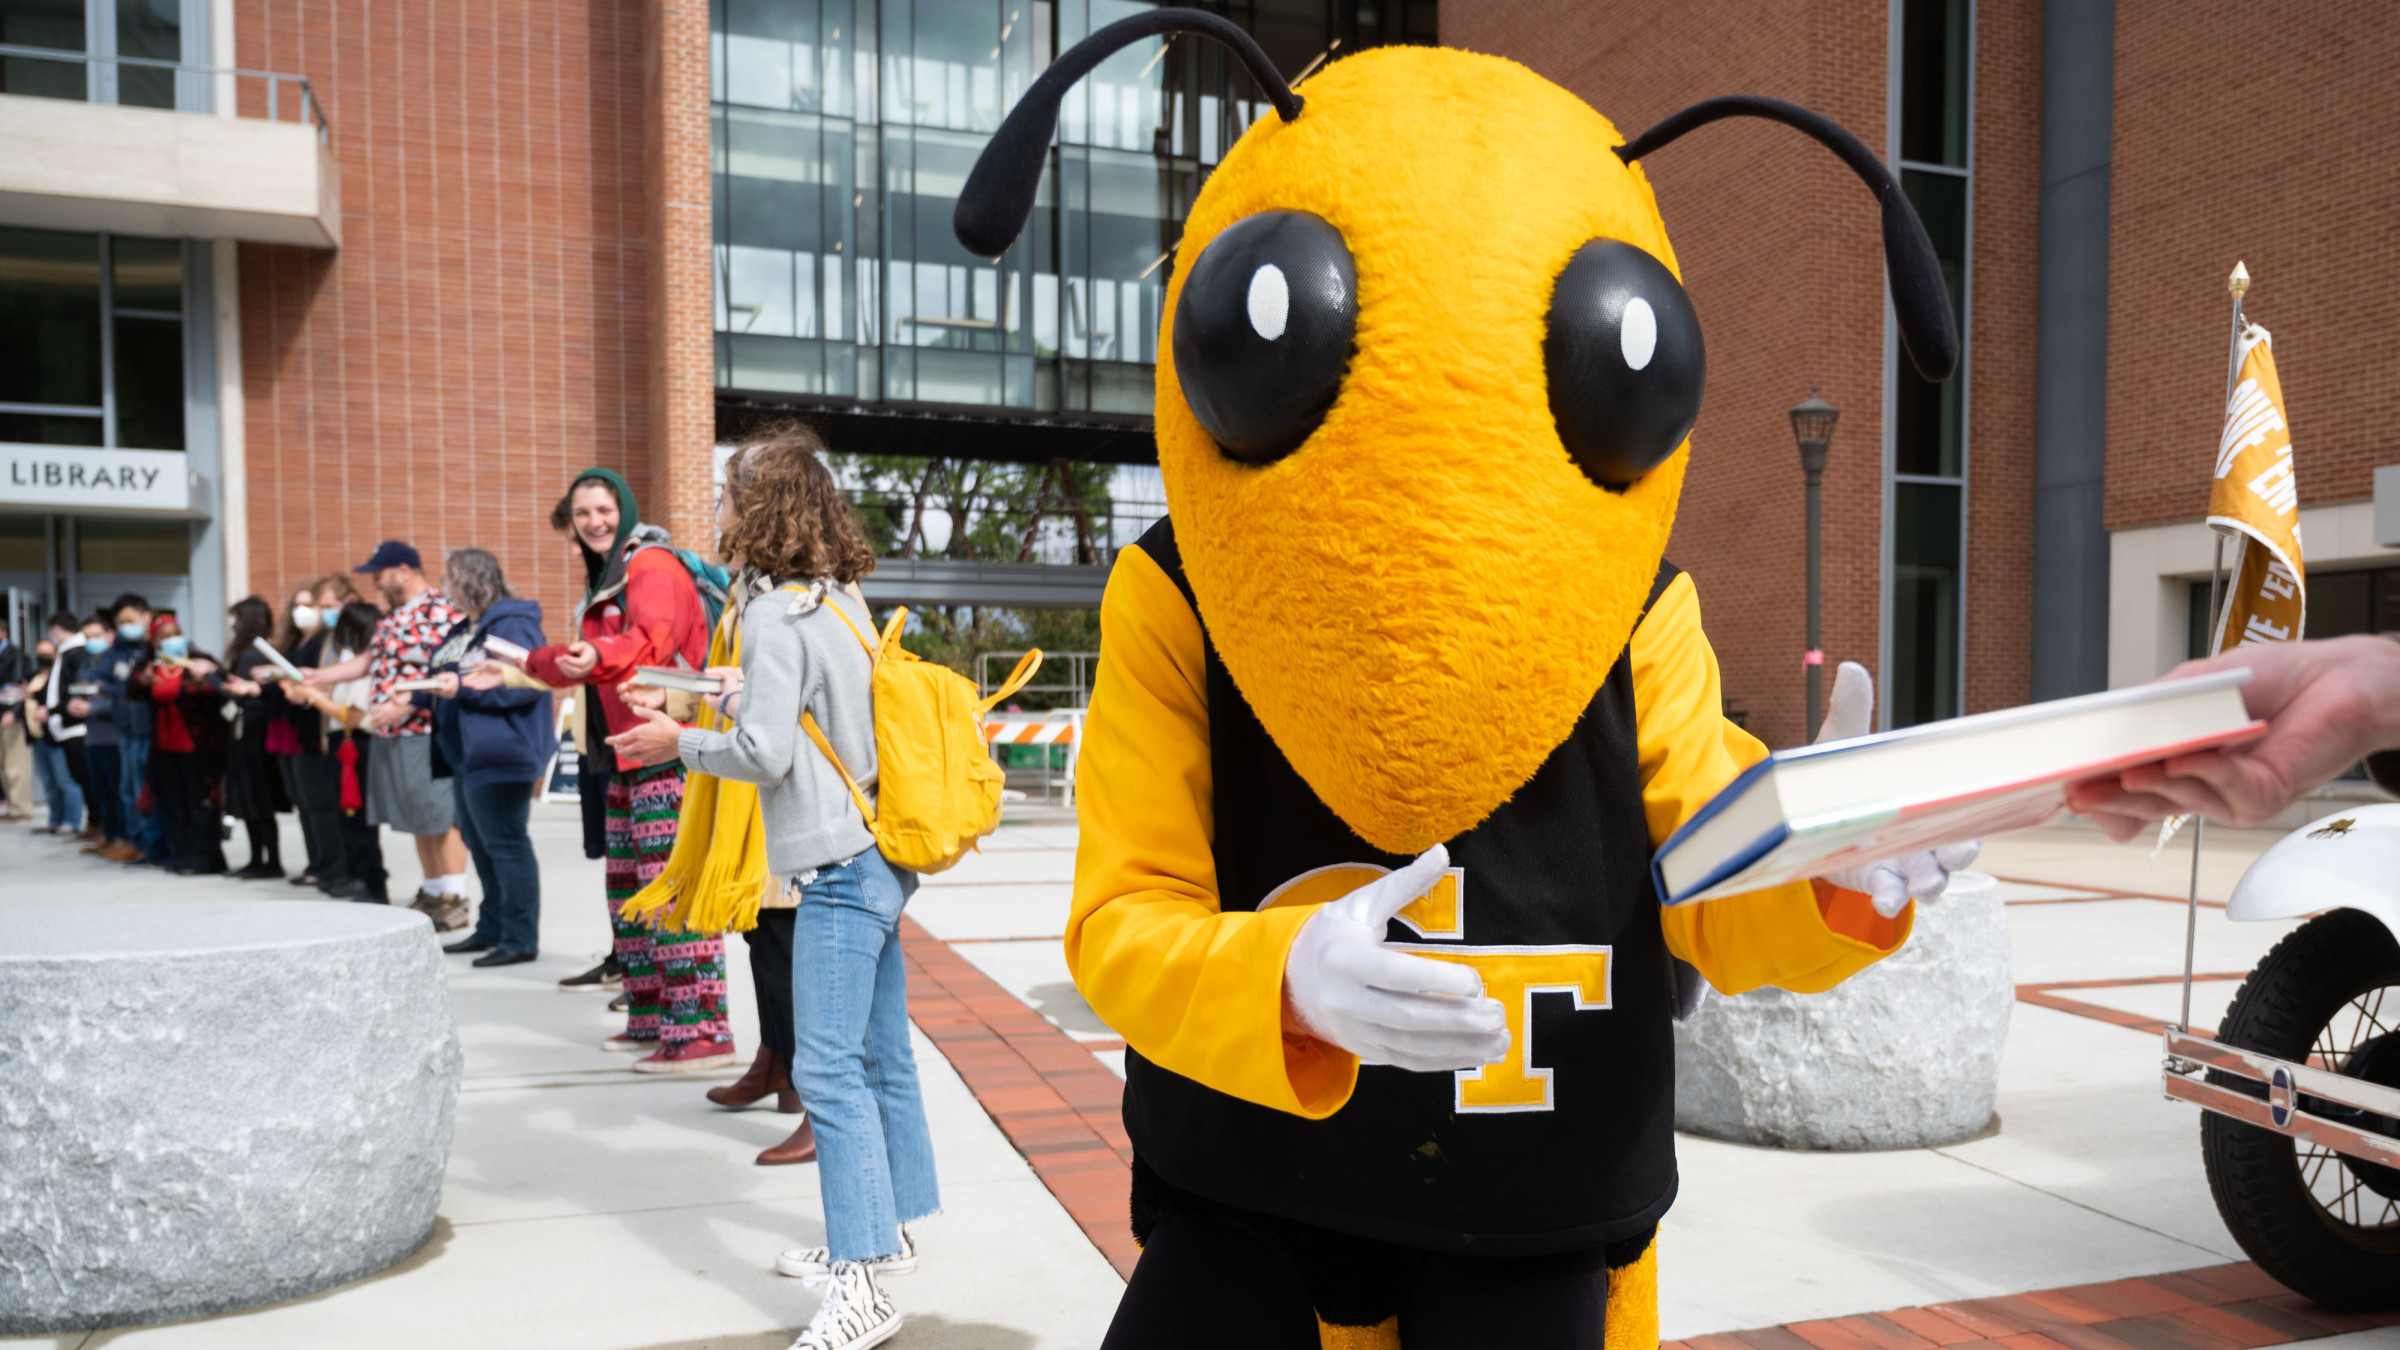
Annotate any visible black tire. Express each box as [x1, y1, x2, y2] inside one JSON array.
[[2201, 907, 2400, 1310]]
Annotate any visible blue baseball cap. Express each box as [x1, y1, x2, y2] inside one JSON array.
[[353, 540, 422, 574]]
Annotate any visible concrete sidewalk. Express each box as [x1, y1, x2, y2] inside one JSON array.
[[5, 808, 2393, 1349], [0, 806, 1123, 1350]]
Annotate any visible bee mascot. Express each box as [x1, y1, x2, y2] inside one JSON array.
[[955, 13, 1976, 1349]]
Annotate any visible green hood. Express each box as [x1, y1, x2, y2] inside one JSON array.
[[568, 466, 643, 602]]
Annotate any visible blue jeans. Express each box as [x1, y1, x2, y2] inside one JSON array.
[[455, 778, 540, 954], [33, 737, 82, 829], [792, 849, 940, 1261], [121, 736, 168, 861], [85, 738, 123, 840]]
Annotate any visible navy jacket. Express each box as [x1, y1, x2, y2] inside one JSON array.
[[87, 636, 154, 746], [413, 599, 554, 787]]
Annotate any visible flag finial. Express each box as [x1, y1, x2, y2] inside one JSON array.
[[2229, 260, 2251, 298]]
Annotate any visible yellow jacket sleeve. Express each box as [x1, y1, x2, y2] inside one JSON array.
[[1633, 572, 1911, 994], [1066, 547, 1359, 1120]]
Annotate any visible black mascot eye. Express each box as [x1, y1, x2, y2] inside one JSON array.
[[1171, 210, 1357, 464], [1543, 239, 1706, 489]]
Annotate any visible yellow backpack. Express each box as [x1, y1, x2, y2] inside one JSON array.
[[799, 602, 1042, 874]]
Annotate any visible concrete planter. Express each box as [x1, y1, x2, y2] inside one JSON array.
[[0, 900, 461, 1333], [1672, 870, 2011, 1151]]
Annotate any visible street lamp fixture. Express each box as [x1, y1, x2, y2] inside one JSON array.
[[1790, 387, 1840, 740]]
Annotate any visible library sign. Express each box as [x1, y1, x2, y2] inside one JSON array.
[[1, 445, 191, 512]]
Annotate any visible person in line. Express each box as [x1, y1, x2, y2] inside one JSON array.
[[608, 428, 933, 1350], [71, 595, 162, 864], [2067, 634, 2400, 835], [292, 600, 392, 902], [26, 614, 88, 836], [140, 613, 230, 876], [306, 542, 470, 927], [416, 547, 552, 967], [275, 576, 360, 889], [525, 470, 722, 1059], [0, 623, 33, 823], [62, 618, 114, 846], [217, 596, 291, 879]]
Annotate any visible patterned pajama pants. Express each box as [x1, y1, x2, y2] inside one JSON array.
[[603, 762, 730, 1045]]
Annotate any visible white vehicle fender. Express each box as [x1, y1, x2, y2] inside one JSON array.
[[2225, 804, 2400, 944]]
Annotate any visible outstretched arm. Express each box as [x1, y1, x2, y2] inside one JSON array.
[[1634, 573, 1913, 993]]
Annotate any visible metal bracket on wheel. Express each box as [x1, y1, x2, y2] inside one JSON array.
[[2163, 1027, 2400, 1165]]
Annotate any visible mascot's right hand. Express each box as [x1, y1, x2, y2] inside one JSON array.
[[1281, 844, 1513, 1072]]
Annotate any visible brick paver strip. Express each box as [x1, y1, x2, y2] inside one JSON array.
[[1706, 1266, 2396, 1350], [2013, 973, 2246, 1038], [895, 914, 2400, 1343], [897, 914, 1140, 1280]]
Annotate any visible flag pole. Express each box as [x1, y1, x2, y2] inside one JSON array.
[[2179, 260, 2251, 1038]]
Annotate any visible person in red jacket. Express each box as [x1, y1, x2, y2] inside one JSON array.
[[141, 614, 230, 876], [525, 467, 731, 1072]]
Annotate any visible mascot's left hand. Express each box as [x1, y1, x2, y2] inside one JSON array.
[[1816, 660, 1982, 918]]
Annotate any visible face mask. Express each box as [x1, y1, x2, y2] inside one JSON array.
[[158, 636, 190, 659], [118, 622, 145, 642], [292, 604, 321, 632], [85, 635, 109, 655], [35, 647, 54, 664]]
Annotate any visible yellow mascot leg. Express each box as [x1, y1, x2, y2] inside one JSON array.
[[1309, 1235, 1657, 1349], [1603, 1233, 1660, 1350], [1318, 1315, 1401, 1349]]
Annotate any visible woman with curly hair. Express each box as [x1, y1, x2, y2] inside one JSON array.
[[608, 422, 934, 1350]]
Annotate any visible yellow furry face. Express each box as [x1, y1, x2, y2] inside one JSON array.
[[1158, 46, 1689, 855]]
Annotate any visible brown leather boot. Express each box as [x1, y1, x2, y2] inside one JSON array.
[[706, 1047, 788, 1110], [756, 1114, 816, 1165]]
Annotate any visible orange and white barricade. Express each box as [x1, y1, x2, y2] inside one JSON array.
[[982, 713, 1083, 807]]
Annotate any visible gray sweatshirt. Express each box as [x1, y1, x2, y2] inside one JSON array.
[[677, 583, 878, 877]]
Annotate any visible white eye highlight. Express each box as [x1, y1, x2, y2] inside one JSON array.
[[1620, 296, 1658, 371], [1246, 263, 1290, 341]]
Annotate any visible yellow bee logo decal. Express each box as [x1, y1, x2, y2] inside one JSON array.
[[2308, 818, 2356, 839]]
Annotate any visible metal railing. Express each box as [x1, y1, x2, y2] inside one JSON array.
[[846, 488, 1164, 569], [0, 44, 329, 140], [977, 650, 1097, 711]]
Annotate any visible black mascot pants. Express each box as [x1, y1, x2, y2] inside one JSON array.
[[1101, 1217, 1612, 1350]]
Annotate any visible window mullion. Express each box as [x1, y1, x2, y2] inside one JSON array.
[[98, 233, 117, 448]]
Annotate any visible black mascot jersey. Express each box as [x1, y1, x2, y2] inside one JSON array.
[[1121, 519, 1685, 1256]]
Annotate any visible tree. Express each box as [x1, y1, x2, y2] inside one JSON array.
[[832, 452, 1115, 700]]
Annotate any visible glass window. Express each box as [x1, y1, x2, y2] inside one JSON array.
[[0, 227, 104, 413], [0, 0, 87, 100], [77, 516, 188, 574], [1899, 0, 1968, 168], [0, 228, 184, 451], [1892, 481, 1962, 726], [0, 514, 46, 572], [113, 0, 178, 109], [1895, 170, 1965, 478]]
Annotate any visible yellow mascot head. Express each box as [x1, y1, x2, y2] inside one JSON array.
[[956, 11, 1955, 855]]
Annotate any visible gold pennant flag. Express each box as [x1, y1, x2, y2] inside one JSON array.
[[2207, 323, 2305, 652]]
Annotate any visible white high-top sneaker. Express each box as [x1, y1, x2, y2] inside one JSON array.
[[777, 1223, 916, 1281], [787, 1261, 901, 1350]]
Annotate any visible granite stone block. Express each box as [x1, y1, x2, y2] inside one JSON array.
[[0, 900, 461, 1332]]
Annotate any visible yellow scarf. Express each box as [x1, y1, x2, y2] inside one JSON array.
[[618, 607, 769, 934]]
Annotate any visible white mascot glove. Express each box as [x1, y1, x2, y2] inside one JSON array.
[[1816, 661, 1982, 919], [1282, 844, 1513, 1072]]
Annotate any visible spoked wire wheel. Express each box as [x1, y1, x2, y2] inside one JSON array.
[[2203, 907, 2400, 1310]]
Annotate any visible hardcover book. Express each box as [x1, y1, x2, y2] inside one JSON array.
[[1654, 669, 2265, 906]]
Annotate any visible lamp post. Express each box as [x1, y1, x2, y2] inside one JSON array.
[[1790, 388, 1840, 740]]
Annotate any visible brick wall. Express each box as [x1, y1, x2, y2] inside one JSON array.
[[646, 0, 719, 551], [234, 0, 715, 636], [2106, 3, 2400, 531], [1963, 0, 2041, 721]]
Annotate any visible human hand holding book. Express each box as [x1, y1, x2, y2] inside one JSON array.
[[1653, 663, 2265, 908]]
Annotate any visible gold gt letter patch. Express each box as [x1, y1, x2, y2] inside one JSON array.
[[1386, 944, 1612, 1112]]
